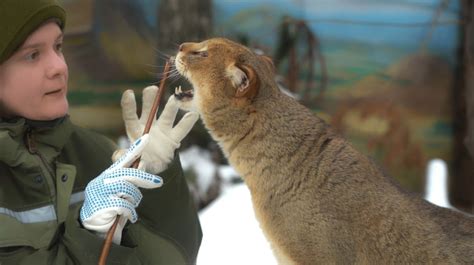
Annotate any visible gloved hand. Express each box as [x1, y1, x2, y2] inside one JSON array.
[[115, 85, 199, 174], [80, 134, 163, 244]]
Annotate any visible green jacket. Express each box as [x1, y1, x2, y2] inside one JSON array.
[[0, 116, 202, 264]]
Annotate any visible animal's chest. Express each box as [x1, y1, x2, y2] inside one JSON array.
[[249, 188, 357, 263], [249, 187, 324, 242]]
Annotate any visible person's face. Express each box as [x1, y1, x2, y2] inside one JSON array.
[[0, 21, 68, 120]]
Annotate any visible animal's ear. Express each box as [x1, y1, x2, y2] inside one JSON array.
[[228, 63, 260, 100], [260, 55, 276, 73]]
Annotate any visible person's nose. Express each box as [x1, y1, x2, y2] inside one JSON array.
[[46, 51, 68, 80]]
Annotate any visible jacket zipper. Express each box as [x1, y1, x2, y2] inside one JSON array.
[[24, 127, 64, 228], [25, 128, 57, 194]]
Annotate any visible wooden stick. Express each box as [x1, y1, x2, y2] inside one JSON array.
[[98, 60, 171, 265]]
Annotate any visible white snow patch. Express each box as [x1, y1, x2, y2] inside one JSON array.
[[180, 146, 217, 193], [197, 184, 278, 265], [424, 158, 452, 208]]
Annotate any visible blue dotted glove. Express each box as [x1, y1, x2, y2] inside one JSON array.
[[80, 134, 163, 244]]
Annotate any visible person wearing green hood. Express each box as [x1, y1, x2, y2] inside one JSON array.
[[0, 0, 202, 264]]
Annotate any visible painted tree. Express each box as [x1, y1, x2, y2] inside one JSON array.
[[453, 0, 474, 213], [157, 0, 212, 53]]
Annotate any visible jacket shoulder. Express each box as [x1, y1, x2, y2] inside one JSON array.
[[69, 125, 117, 154]]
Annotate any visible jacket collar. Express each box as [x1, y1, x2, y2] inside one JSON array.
[[0, 116, 73, 166]]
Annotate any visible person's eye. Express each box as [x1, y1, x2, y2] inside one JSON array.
[[25, 51, 39, 61], [55, 42, 63, 53]]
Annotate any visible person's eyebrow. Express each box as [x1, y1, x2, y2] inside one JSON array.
[[56, 33, 64, 41], [18, 33, 64, 52], [19, 42, 44, 52]]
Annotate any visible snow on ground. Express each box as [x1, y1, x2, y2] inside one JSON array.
[[424, 158, 451, 208], [197, 184, 277, 265], [179, 146, 276, 265], [180, 146, 217, 193]]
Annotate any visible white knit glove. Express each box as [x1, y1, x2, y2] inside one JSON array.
[[116, 85, 199, 174], [80, 135, 163, 244]]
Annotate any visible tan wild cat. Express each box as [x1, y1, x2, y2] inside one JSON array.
[[173, 38, 474, 264]]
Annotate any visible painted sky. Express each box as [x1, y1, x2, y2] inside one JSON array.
[[113, 0, 460, 55], [214, 0, 460, 54]]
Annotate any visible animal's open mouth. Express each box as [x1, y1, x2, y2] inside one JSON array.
[[170, 56, 195, 101], [174, 86, 194, 100]]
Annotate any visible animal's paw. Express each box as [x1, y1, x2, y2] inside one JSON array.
[[173, 86, 195, 112]]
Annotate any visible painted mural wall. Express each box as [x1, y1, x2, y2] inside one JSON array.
[[61, 0, 460, 192]]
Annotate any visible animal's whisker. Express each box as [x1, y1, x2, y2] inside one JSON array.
[[164, 72, 181, 80], [151, 47, 173, 58], [144, 64, 169, 69], [159, 71, 181, 82], [156, 69, 180, 78], [164, 78, 181, 89]]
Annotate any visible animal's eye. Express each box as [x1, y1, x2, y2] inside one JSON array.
[[190, 51, 208, 57]]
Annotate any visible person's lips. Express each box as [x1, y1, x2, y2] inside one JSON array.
[[45, 88, 63, 95]]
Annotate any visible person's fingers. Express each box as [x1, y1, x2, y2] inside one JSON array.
[[121, 89, 138, 122], [107, 135, 149, 170], [141, 86, 159, 121], [156, 95, 179, 130], [106, 167, 163, 189], [169, 111, 199, 143], [104, 179, 143, 206], [137, 160, 147, 172], [80, 199, 137, 230], [111, 149, 127, 163], [121, 90, 142, 139], [113, 199, 138, 223]]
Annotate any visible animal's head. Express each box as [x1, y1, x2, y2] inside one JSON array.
[[174, 38, 278, 113]]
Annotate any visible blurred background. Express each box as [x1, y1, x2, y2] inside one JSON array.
[[59, 0, 473, 262]]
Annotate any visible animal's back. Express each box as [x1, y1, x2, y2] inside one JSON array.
[[236, 93, 474, 264]]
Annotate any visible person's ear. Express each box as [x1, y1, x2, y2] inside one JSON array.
[[227, 63, 260, 100]]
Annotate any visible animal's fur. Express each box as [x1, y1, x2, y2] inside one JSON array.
[[174, 38, 474, 264]]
